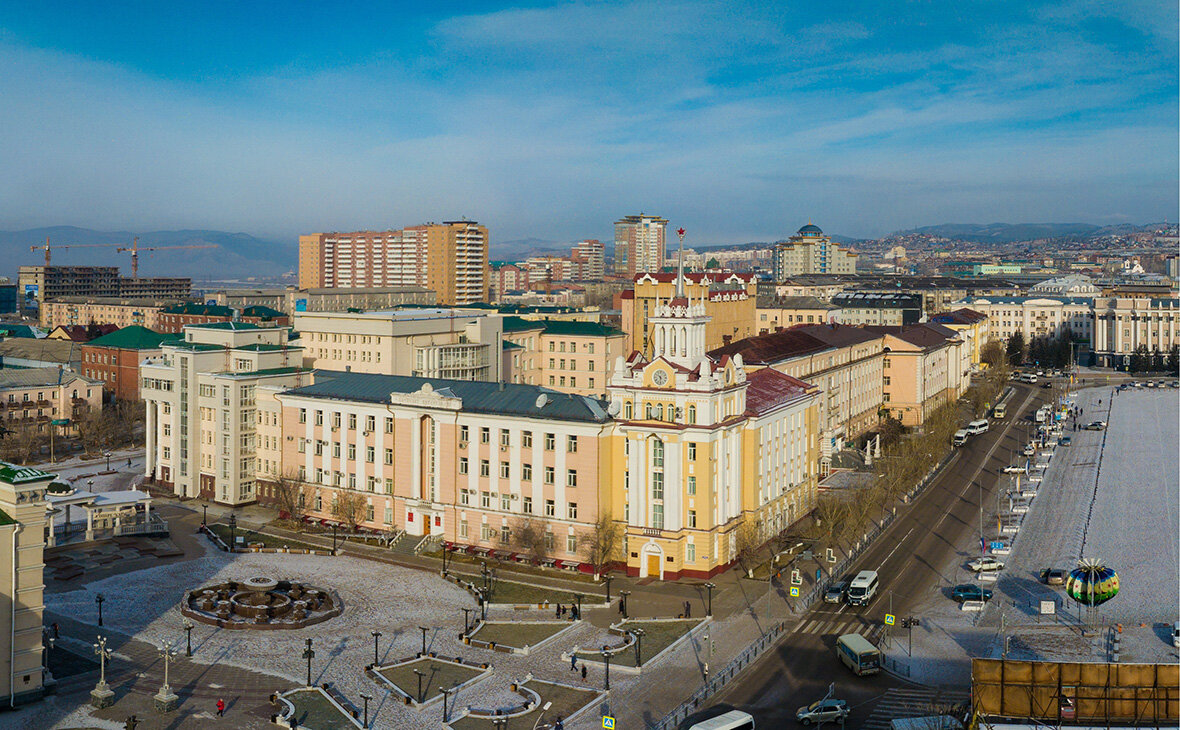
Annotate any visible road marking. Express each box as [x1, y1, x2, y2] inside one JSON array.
[[876, 527, 915, 572]]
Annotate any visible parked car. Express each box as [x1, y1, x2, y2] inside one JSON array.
[[952, 584, 994, 602], [1041, 382, 1053, 389], [1084, 421, 1107, 431], [1059, 436, 1072, 446], [1041, 568, 1067, 585], [1172, 621, 1180, 648], [796, 699, 849, 725], [1023, 444, 1036, 456], [824, 581, 849, 604], [968, 556, 1005, 573], [1003, 464, 1027, 474]]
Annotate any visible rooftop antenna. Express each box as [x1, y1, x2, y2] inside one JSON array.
[[675, 227, 687, 298]]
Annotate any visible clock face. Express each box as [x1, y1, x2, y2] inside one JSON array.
[[652, 369, 669, 386]]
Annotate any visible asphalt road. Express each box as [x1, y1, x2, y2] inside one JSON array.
[[698, 383, 1048, 727]]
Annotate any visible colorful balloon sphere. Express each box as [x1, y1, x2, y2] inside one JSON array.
[[1065, 558, 1119, 606]]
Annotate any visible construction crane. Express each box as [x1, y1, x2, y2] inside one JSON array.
[[116, 237, 219, 278], [29, 236, 120, 266]]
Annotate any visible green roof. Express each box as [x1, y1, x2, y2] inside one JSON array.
[[501, 316, 546, 333], [0, 509, 14, 526], [0, 461, 53, 486], [0, 325, 39, 339], [86, 326, 179, 350], [241, 305, 286, 319], [162, 303, 235, 317], [186, 321, 260, 331], [167, 342, 225, 352], [232, 343, 295, 352], [213, 366, 306, 378], [538, 319, 624, 337]]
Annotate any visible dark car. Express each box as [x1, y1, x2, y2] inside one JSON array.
[[1060, 436, 1072, 446], [824, 581, 849, 604], [1041, 568, 1067, 585], [952, 584, 993, 602], [1041, 382, 1053, 389]]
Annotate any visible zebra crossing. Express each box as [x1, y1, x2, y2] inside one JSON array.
[[792, 611, 885, 642], [862, 687, 971, 730]]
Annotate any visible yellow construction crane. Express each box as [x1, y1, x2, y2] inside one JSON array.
[[29, 236, 120, 266], [116, 237, 219, 278]]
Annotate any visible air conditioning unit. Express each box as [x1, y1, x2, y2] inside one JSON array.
[[500, 445, 508, 451], [459, 441, 468, 448]]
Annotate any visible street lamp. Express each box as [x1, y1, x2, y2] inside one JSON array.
[[228, 513, 237, 552], [619, 590, 631, 619], [441, 685, 458, 723], [331, 523, 338, 553], [531, 700, 553, 730], [201, 503, 208, 527], [302, 638, 315, 687], [603, 574, 613, 602], [631, 627, 645, 666], [441, 543, 451, 574], [92, 635, 113, 705], [95, 593, 105, 627], [601, 645, 611, 690], [154, 642, 179, 712], [183, 620, 194, 657], [370, 630, 382, 666], [412, 668, 425, 703], [359, 692, 372, 728], [703, 582, 716, 617], [418, 626, 431, 655], [461, 608, 474, 634], [105, 450, 112, 471]]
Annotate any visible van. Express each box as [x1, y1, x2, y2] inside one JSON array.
[[846, 570, 879, 606], [687, 710, 756, 730], [836, 633, 881, 675], [1034, 407, 1048, 423], [952, 429, 969, 447], [966, 419, 989, 435], [992, 404, 1007, 419], [1019, 373, 1038, 384]]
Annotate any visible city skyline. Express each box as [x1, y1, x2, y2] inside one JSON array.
[[0, 1, 1176, 244]]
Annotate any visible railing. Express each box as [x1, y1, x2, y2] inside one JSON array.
[[650, 620, 789, 730], [113, 512, 169, 536]]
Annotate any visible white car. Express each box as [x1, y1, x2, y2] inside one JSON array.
[[1003, 464, 1027, 474], [1022, 445, 1036, 456], [968, 557, 1005, 572]]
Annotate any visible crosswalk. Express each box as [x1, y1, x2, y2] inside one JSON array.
[[862, 687, 971, 730], [792, 611, 885, 642]]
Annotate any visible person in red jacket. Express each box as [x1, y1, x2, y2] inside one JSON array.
[[216, 698, 225, 717]]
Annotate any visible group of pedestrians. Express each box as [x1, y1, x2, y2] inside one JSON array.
[[554, 602, 581, 620]]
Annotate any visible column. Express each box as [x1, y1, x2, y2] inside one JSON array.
[[144, 400, 155, 479], [85, 508, 94, 542]]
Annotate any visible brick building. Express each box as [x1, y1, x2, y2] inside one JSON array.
[[81, 326, 179, 401]]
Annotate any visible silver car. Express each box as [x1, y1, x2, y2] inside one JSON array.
[[796, 698, 849, 725]]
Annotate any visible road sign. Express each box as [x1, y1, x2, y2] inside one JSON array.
[[884, 614, 896, 626], [826, 547, 836, 563], [816, 568, 822, 582], [989, 541, 1006, 550], [50, 418, 69, 426], [1039, 600, 1056, 615], [603, 716, 616, 729], [789, 586, 800, 597], [790, 569, 802, 585]]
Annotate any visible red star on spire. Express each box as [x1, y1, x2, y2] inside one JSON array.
[[677, 228, 686, 236]]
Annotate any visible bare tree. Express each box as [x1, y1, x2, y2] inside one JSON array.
[[0, 423, 43, 465], [270, 470, 306, 523], [510, 517, 548, 564], [585, 512, 621, 579], [734, 518, 763, 578], [331, 489, 367, 529], [813, 495, 849, 547]]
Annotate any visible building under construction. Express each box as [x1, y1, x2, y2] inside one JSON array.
[[17, 266, 190, 313]]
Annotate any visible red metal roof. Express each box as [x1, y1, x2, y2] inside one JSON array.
[[745, 368, 816, 415]]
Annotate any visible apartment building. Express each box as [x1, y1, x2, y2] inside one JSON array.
[[867, 324, 967, 427], [571, 240, 605, 279], [929, 308, 991, 369], [293, 308, 505, 382], [38, 297, 182, 330], [116, 277, 192, 299], [207, 287, 436, 313], [501, 318, 626, 397], [1092, 297, 1179, 367], [830, 292, 923, 326], [620, 272, 757, 356], [0, 462, 51, 706], [141, 323, 309, 504], [272, 373, 614, 566], [614, 215, 668, 276], [710, 323, 885, 471], [155, 303, 288, 334], [607, 284, 821, 579], [772, 224, 857, 280], [81, 326, 179, 401], [19, 266, 120, 311], [955, 296, 1093, 344], [756, 296, 842, 334], [0, 368, 103, 428], [299, 221, 488, 305]]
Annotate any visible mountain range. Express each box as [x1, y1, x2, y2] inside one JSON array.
[[892, 222, 1161, 243]]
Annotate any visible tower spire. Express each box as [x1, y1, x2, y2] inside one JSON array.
[[675, 227, 686, 298]]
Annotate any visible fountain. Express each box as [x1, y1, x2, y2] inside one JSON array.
[[181, 578, 342, 630]]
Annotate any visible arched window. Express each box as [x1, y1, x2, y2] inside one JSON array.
[[624, 401, 633, 419], [655, 404, 664, 421], [645, 403, 653, 419], [687, 404, 696, 424]]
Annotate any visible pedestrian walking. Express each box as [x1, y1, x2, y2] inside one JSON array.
[[555, 603, 561, 619], [554, 716, 564, 730], [580, 664, 587, 681], [618, 599, 624, 615], [570, 653, 577, 671], [127, 457, 132, 468], [685, 600, 692, 618], [52, 622, 59, 639], [216, 698, 225, 717]]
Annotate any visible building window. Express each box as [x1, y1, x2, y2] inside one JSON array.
[[384, 479, 393, 494], [687, 442, 696, 460], [522, 431, 533, 448], [500, 461, 510, 478], [567, 470, 577, 487], [314, 411, 323, 426], [480, 460, 490, 477], [544, 433, 555, 450], [332, 413, 341, 428], [687, 475, 696, 495], [523, 496, 533, 513], [567, 435, 578, 452], [385, 417, 394, 433], [347, 444, 356, 460], [480, 427, 490, 444], [652, 438, 664, 468], [460, 425, 469, 443], [567, 502, 578, 519], [459, 458, 469, 475], [567, 534, 578, 553], [500, 430, 510, 447], [500, 494, 511, 511], [545, 499, 555, 517], [366, 446, 375, 463], [544, 531, 555, 550], [544, 466, 555, 484], [460, 489, 470, 505], [652, 471, 664, 501], [480, 491, 492, 508], [687, 404, 696, 424], [688, 509, 697, 528], [348, 413, 357, 430], [384, 448, 393, 465], [652, 503, 664, 529], [501, 525, 511, 543], [624, 402, 632, 418], [299, 408, 307, 423], [883, 376, 891, 386], [365, 415, 376, 432], [459, 520, 468, 538]]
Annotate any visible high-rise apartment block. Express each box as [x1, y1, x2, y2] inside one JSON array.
[[571, 240, 605, 279], [299, 221, 489, 305], [772, 223, 857, 280], [614, 215, 668, 276]]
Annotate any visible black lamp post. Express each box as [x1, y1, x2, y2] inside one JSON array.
[[412, 669, 425, 703], [359, 692, 372, 728], [105, 450, 112, 471], [302, 638, 314, 687], [601, 645, 611, 690], [620, 590, 631, 619], [201, 503, 207, 527], [418, 626, 429, 655], [441, 543, 451, 574], [704, 582, 716, 617], [572, 593, 583, 618], [441, 685, 456, 723], [183, 620, 194, 657], [331, 524, 338, 553], [632, 627, 645, 666], [461, 608, 473, 633], [95, 593, 105, 627], [370, 630, 382, 666], [228, 513, 237, 552], [603, 574, 613, 602]]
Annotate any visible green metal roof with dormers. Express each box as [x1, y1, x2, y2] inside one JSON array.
[[0, 461, 53, 485], [162, 303, 236, 317], [85, 326, 180, 350], [501, 316, 622, 338]]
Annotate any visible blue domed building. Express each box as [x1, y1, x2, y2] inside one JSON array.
[[773, 222, 858, 280]]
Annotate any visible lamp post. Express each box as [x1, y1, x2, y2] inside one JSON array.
[[603, 574, 613, 602], [704, 582, 716, 617], [228, 513, 237, 552], [418, 626, 430, 655], [601, 645, 611, 690], [154, 641, 179, 712], [302, 638, 315, 687], [441, 685, 457, 723], [461, 608, 473, 633], [441, 543, 451, 574], [370, 630, 382, 666], [95, 593, 105, 627], [619, 590, 631, 619], [105, 450, 112, 471], [631, 627, 645, 666], [359, 692, 372, 728], [90, 635, 114, 708], [412, 669, 425, 703], [332, 524, 338, 553], [530, 700, 553, 730], [201, 503, 208, 527], [183, 620, 194, 657]]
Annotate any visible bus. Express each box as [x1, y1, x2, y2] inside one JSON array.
[[836, 633, 881, 675], [992, 403, 1007, 419]]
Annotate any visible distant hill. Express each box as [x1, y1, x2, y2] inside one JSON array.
[[889, 222, 1140, 243], [0, 226, 295, 280], [492, 237, 574, 260]]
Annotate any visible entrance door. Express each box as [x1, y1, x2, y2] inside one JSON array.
[[646, 554, 661, 579]]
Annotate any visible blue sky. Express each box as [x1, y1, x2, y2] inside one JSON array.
[[0, 0, 1176, 244]]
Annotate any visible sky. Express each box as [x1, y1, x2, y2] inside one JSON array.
[[0, 0, 1177, 245]]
